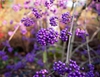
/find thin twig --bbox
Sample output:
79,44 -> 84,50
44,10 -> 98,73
80,56 -> 100,67
84,4 -> 91,64
69,22 -> 77,59
71,28 -> 100,57
65,1 -> 79,64
47,71 -> 54,77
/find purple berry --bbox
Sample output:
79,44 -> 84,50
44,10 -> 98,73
60,28 -> 71,41
33,69 -> 50,77
53,61 -> 68,75
36,28 -> 59,45
75,28 -> 88,38
49,17 -> 58,26
61,12 -> 71,24
21,17 -> 34,27
32,8 -> 42,18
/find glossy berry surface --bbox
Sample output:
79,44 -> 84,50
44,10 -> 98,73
33,69 -> 50,77
61,12 -> 71,24
49,17 -> 58,26
60,28 -> 72,41
53,61 -> 68,75
36,28 -> 59,45
21,17 -> 34,27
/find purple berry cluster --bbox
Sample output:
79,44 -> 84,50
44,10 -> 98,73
2,40 -> 13,53
14,61 -> 25,70
61,12 -> 71,24
0,51 -> 8,61
53,61 -> 68,75
36,28 -> 59,45
32,8 -> 42,19
44,0 -> 53,9
75,28 -> 88,38
4,72 -> 11,77
0,51 -> 6,57
53,60 -> 85,76
1,0 -> 100,76
21,17 -> 34,27
33,69 -> 50,77
50,0 -> 54,4
67,60 -> 85,77
60,28 -> 72,41
36,28 -> 47,45
57,0 -> 67,9
6,61 -> 25,71
85,64 -> 95,77
25,53 -> 35,62
49,17 -> 58,26
2,55 -> 8,61
44,1 -> 50,8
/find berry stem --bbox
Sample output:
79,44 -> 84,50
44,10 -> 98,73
69,23 -> 77,59
84,4 -> 91,64
65,1 -> 79,64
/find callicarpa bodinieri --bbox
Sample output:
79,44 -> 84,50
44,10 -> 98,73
0,0 -> 100,77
